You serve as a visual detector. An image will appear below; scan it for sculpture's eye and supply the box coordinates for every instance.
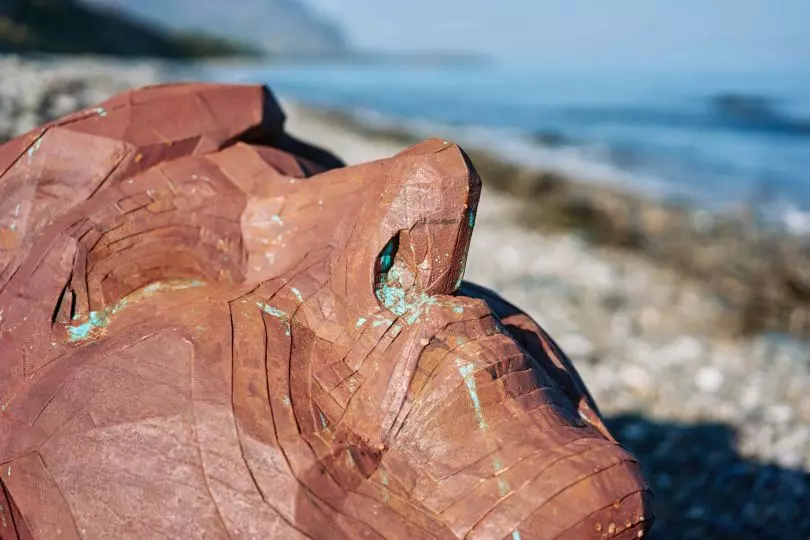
[377,235,399,276]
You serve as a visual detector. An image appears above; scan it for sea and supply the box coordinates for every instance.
[192,61,810,233]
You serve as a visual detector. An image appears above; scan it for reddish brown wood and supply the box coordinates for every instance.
[0,83,653,539]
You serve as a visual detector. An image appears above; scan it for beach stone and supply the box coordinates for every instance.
[695,366,724,393]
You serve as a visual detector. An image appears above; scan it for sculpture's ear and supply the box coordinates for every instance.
[329,139,482,317]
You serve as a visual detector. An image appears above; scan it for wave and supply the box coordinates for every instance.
[349,105,810,236]
[555,101,810,139]
[351,106,702,199]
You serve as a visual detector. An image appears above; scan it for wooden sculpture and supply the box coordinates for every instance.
[0,83,653,539]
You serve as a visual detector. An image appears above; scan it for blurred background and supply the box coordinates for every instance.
[1,0,809,538]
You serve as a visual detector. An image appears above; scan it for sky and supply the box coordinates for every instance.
[306,0,809,72]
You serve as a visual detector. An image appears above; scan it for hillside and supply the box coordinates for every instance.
[81,0,349,56]
[0,0,260,58]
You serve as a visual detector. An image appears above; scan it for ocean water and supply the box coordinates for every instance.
[194,62,810,230]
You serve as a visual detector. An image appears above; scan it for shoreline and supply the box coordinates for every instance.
[289,102,810,342]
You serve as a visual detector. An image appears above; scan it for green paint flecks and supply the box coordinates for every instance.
[493,456,512,496]
[375,265,438,325]
[452,305,464,314]
[457,366,515,506]
[94,107,107,117]
[291,287,304,303]
[68,309,113,341]
[256,301,291,336]
[67,280,204,342]
[454,253,468,291]
[345,450,357,469]
[372,318,389,328]
[257,302,285,318]
[455,359,488,431]
[355,317,367,328]
[380,469,390,503]
[68,299,128,341]
[9,204,21,231]
[375,281,438,326]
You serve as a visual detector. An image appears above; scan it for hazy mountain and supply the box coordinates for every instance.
[0,0,259,58]
[81,0,349,56]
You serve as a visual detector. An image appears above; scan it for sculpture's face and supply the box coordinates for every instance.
[0,84,652,539]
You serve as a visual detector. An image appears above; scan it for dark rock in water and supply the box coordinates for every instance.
[712,92,810,136]
[712,93,776,121]
[0,83,653,539]
[530,129,571,147]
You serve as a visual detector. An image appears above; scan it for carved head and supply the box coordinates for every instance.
[0,84,653,539]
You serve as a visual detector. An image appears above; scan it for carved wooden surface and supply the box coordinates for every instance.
[0,83,653,539]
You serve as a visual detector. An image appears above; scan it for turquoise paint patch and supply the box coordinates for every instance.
[468,208,476,229]
[454,254,468,290]
[355,317,367,328]
[378,237,398,274]
[455,359,488,431]
[375,262,438,326]
[291,287,304,303]
[375,283,407,316]
[256,301,291,336]
[375,282,438,325]
[452,305,464,314]
[512,531,522,540]
[492,455,511,494]
[68,319,97,341]
[497,476,511,497]
[380,469,390,502]
[94,107,107,117]
[67,298,129,342]
[68,279,205,341]
[143,280,203,295]
[271,214,283,224]
[319,411,329,430]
